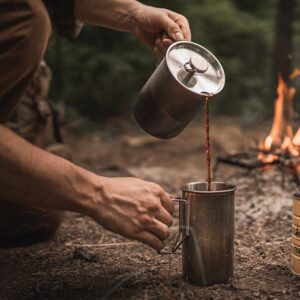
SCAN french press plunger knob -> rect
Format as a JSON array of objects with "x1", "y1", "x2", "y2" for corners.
[{"x1": 178, "y1": 55, "x2": 209, "y2": 87}]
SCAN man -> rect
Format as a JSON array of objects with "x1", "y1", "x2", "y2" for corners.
[{"x1": 0, "y1": 0, "x2": 191, "y2": 250}]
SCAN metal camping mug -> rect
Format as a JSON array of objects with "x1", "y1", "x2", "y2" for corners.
[
  {"x1": 160, "y1": 182, "x2": 236, "y2": 286},
  {"x1": 291, "y1": 192, "x2": 300, "y2": 276},
  {"x1": 133, "y1": 41, "x2": 225, "y2": 139}
]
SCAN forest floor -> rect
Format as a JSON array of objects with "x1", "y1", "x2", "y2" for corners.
[{"x1": 1, "y1": 114, "x2": 300, "y2": 299}]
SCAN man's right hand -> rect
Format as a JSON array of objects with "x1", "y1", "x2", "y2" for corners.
[
  {"x1": 0, "y1": 125, "x2": 173, "y2": 251},
  {"x1": 91, "y1": 177, "x2": 173, "y2": 251}
]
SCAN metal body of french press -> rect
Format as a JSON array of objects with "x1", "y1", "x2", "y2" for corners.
[{"x1": 133, "y1": 41, "x2": 225, "y2": 139}]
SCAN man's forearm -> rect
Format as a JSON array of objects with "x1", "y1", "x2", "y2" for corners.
[
  {"x1": 0, "y1": 124, "x2": 100, "y2": 215},
  {"x1": 74, "y1": 0, "x2": 142, "y2": 32}
]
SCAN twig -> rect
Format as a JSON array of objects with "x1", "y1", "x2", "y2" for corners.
[{"x1": 65, "y1": 242, "x2": 139, "y2": 248}]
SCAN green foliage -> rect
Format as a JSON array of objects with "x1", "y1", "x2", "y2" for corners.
[
  {"x1": 46, "y1": 0, "x2": 299, "y2": 122},
  {"x1": 185, "y1": 0, "x2": 276, "y2": 119},
  {"x1": 47, "y1": 26, "x2": 155, "y2": 120},
  {"x1": 293, "y1": 4, "x2": 300, "y2": 65}
]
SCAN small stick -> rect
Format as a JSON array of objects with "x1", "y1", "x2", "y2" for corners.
[{"x1": 65, "y1": 242, "x2": 139, "y2": 248}]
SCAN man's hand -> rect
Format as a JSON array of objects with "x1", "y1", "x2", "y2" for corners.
[
  {"x1": 132, "y1": 4, "x2": 191, "y2": 57},
  {"x1": 91, "y1": 177, "x2": 173, "y2": 250},
  {"x1": 75, "y1": 0, "x2": 191, "y2": 58},
  {"x1": 0, "y1": 125, "x2": 174, "y2": 251}
]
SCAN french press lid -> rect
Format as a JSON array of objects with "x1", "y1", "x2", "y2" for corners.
[{"x1": 166, "y1": 41, "x2": 225, "y2": 95}]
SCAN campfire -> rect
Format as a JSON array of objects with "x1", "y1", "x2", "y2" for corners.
[
  {"x1": 214, "y1": 70, "x2": 300, "y2": 188},
  {"x1": 258, "y1": 74, "x2": 299, "y2": 162}
]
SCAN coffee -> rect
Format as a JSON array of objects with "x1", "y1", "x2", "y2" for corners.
[{"x1": 205, "y1": 95, "x2": 213, "y2": 191}]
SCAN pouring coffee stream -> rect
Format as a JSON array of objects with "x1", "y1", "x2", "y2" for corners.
[
  {"x1": 205, "y1": 95, "x2": 213, "y2": 191},
  {"x1": 177, "y1": 54, "x2": 213, "y2": 191},
  {"x1": 177, "y1": 55, "x2": 213, "y2": 190}
]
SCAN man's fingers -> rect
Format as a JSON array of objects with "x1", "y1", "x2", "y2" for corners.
[
  {"x1": 167, "y1": 11, "x2": 191, "y2": 41},
  {"x1": 135, "y1": 231, "x2": 164, "y2": 250},
  {"x1": 154, "y1": 38, "x2": 168, "y2": 57},
  {"x1": 161, "y1": 32, "x2": 173, "y2": 50},
  {"x1": 159, "y1": 192, "x2": 174, "y2": 216},
  {"x1": 162, "y1": 37, "x2": 173, "y2": 49},
  {"x1": 156, "y1": 206, "x2": 173, "y2": 227},
  {"x1": 147, "y1": 218, "x2": 170, "y2": 241},
  {"x1": 176, "y1": 17, "x2": 191, "y2": 41},
  {"x1": 159, "y1": 14, "x2": 184, "y2": 41},
  {"x1": 135, "y1": 27, "x2": 156, "y2": 48}
]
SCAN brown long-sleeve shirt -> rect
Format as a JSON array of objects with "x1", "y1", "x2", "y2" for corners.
[{"x1": 0, "y1": 0, "x2": 82, "y2": 122}]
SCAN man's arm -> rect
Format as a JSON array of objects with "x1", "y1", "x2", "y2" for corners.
[
  {"x1": 74, "y1": 0, "x2": 191, "y2": 57},
  {"x1": 0, "y1": 124, "x2": 172, "y2": 250},
  {"x1": 74, "y1": 0, "x2": 139, "y2": 32}
]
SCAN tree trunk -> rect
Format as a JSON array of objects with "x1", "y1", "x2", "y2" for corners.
[{"x1": 273, "y1": 0, "x2": 296, "y2": 84}]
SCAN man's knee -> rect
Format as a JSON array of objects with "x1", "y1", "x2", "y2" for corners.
[
  {"x1": 0, "y1": 208, "x2": 64, "y2": 248},
  {"x1": 30, "y1": 210, "x2": 65, "y2": 242}
]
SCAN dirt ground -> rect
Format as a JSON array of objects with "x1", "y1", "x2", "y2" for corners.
[{"x1": 1, "y1": 114, "x2": 300, "y2": 299}]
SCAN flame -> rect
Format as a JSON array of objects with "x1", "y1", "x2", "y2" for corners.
[
  {"x1": 257, "y1": 137, "x2": 279, "y2": 163},
  {"x1": 293, "y1": 127, "x2": 300, "y2": 147},
  {"x1": 264, "y1": 136, "x2": 273, "y2": 151},
  {"x1": 281, "y1": 136, "x2": 299, "y2": 157},
  {"x1": 257, "y1": 151, "x2": 264, "y2": 161},
  {"x1": 267, "y1": 75, "x2": 286, "y2": 146},
  {"x1": 264, "y1": 154, "x2": 278, "y2": 163},
  {"x1": 257, "y1": 72, "x2": 300, "y2": 164},
  {"x1": 281, "y1": 136, "x2": 291, "y2": 151}
]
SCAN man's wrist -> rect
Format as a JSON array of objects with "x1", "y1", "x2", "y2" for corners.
[
  {"x1": 65, "y1": 164, "x2": 106, "y2": 218},
  {"x1": 126, "y1": 1, "x2": 144, "y2": 32},
  {"x1": 74, "y1": 0, "x2": 144, "y2": 33}
]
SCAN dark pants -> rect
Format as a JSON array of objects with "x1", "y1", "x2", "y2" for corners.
[{"x1": 0, "y1": 0, "x2": 64, "y2": 248}]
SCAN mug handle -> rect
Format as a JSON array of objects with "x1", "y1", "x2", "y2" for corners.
[{"x1": 158, "y1": 197, "x2": 189, "y2": 255}]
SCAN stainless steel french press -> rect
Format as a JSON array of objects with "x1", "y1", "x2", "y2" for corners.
[{"x1": 133, "y1": 41, "x2": 225, "y2": 139}]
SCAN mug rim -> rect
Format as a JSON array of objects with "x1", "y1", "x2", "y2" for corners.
[{"x1": 180, "y1": 181, "x2": 236, "y2": 194}]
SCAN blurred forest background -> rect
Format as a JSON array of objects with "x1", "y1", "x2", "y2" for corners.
[{"x1": 45, "y1": 0, "x2": 300, "y2": 123}]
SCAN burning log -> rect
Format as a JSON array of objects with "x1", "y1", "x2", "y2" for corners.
[{"x1": 217, "y1": 153, "x2": 278, "y2": 170}]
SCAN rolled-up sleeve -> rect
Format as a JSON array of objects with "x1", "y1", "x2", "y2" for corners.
[{"x1": 52, "y1": 0, "x2": 83, "y2": 39}]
